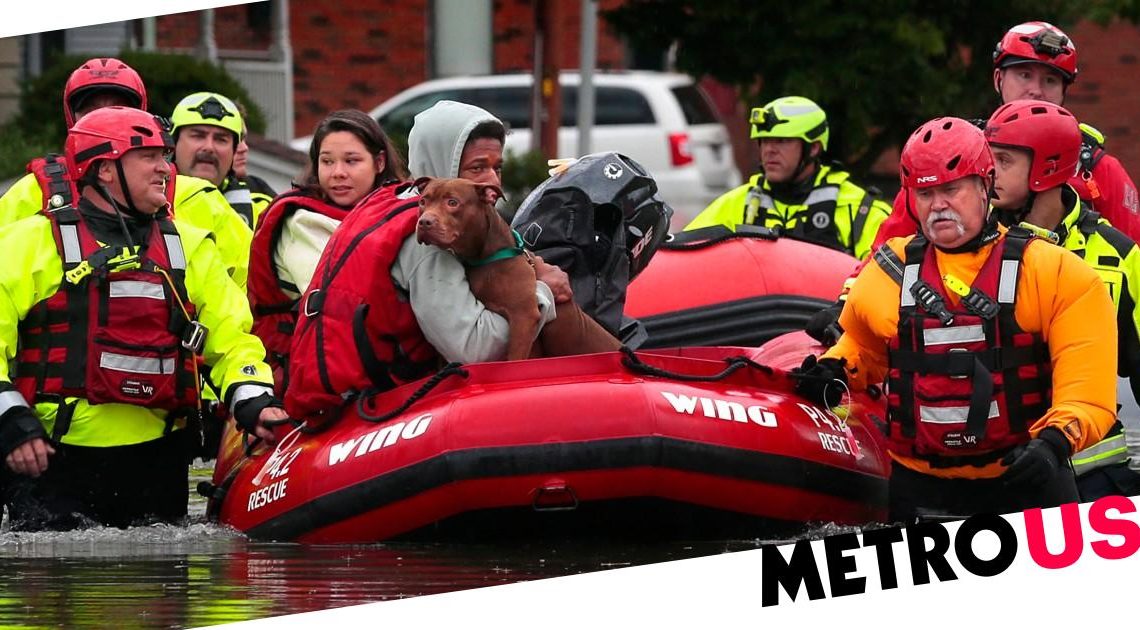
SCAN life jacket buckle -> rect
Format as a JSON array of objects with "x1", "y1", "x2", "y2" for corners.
[
  {"x1": 106, "y1": 248, "x2": 141, "y2": 273},
  {"x1": 64, "y1": 260, "x2": 94, "y2": 285},
  {"x1": 69, "y1": 247, "x2": 140, "y2": 285},
  {"x1": 962, "y1": 291, "x2": 1000, "y2": 320},
  {"x1": 910, "y1": 281, "x2": 954, "y2": 326},
  {"x1": 303, "y1": 289, "x2": 324, "y2": 317},
  {"x1": 946, "y1": 348, "x2": 971, "y2": 379},
  {"x1": 181, "y1": 321, "x2": 208, "y2": 355}
]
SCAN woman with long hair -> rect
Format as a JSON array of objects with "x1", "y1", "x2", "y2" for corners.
[{"x1": 247, "y1": 109, "x2": 407, "y2": 389}]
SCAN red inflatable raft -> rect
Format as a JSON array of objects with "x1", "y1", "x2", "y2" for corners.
[
  {"x1": 205, "y1": 339, "x2": 889, "y2": 543},
  {"x1": 625, "y1": 226, "x2": 860, "y2": 347}
]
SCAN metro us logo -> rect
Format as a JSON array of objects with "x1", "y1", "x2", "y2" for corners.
[{"x1": 661, "y1": 391, "x2": 778, "y2": 427}]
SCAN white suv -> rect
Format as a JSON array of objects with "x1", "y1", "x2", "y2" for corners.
[{"x1": 291, "y1": 71, "x2": 741, "y2": 226}]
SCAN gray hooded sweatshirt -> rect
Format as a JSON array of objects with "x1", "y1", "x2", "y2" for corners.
[
  {"x1": 407, "y1": 100, "x2": 499, "y2": 182},
  {"x1": 390, "y1": 100, "x2": 555, "y2": 363}
]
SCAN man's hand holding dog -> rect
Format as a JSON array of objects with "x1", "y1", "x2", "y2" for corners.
[{"x1": 533, "y1": 255, "x2": 574, "y2": 304}]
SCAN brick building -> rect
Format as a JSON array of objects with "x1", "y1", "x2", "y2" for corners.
[
  {"x1": 154, "y1": 0, "x2": 630, "y2": 140},
  {"x1": 153, "y1": 3, "x2": 1138, "y2": 182},
  {"x1": 1064, "y1": 20, "x2": 1140, "y2": 176},
  {"x1": 10, "y1": 3, "x2": 1137, "y2": 181}
]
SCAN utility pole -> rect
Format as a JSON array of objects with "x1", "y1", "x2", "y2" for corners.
[
  {"x1": 578, "y1": 0, "x2": 598, "y2": 156},
  {"x1": 531, "y1": 0, "x2": 562, "y2": 159}
]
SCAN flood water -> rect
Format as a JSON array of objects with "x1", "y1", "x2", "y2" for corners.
[
  {"x1": 8, "y1": 384, "x2": 1126, "y2": 629},
  {"x1": 0, "y1": 525, "x2": 771, "y2": 628},
  {"x1": 0, "y1": 465, "x2": 845, "y2": 629}
]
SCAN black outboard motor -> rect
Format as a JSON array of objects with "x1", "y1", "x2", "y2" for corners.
[{"x1": 511, "y1": 152, "x2": 673, "y2": 342}]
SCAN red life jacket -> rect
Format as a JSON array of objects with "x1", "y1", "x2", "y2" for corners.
[
  {"x1": 285, "y1": 184, "x2": 439, "y2": 424},
  {"x1": 14, "y1": 206, "x2": 203, "y2": 439},
  {"x1": 248, "y1": 190, "x2": 349, "y2": 393},
  {"x1": 27, "y1": 154, "x2": 177, "y2": 214},
  {"x1": 885, "y1": 229, "x2": 1052, "y2": 466}
]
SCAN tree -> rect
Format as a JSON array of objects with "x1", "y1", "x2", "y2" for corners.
[
  {"x1": 603, "y1": 1, "x2": 1097, "y2": 175},
  {"x1": 1, "y1": 50, "x2": 267, "y2": 177}
]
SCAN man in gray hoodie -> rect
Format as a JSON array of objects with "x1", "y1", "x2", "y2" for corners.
[{"x1": 394, "y1": 100, "x2": 581, "y2": 362}]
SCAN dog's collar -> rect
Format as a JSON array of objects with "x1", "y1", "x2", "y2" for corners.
[{"x1": 461, "y1": 229, "x2": 530, "y2": 268}]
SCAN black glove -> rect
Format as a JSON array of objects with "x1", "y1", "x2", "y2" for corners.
[
  {"x1": 232, "y1": 392, "x2": 283, "y2": 433},
  {"x1": 1001, "y1": 428, "x2": 1072, "y2": 486},
  {"x1": 790, "y1": 355, "x2": 848, "y2": 408},
  {"x1": 805, "y1": 301, "x2": 844, "y2": 346},
  {"x1": 0, "y1": 406, "x2": 48, "y2": 458}
]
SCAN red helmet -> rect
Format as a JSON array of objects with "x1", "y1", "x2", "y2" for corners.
[
  {"x1": 993, "y1": 21, "x2": 1078, "y2": 82},
  {"x1": 65, "y1": 106, "x2": 174, "y2": 179},
  {"x1": 984, "y1": 100, "x2": 1081, "y2": 192},
  {"x1": 63, "y1": 58, "x2": 148, "y2": 128},
  {"x1": 900, "y1": 117, "x2": 994, "y2": 190}
]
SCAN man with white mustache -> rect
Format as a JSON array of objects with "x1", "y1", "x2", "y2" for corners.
[
  {"x1": 793, "y1": 117, "x2": 1116, "y2": 523},
  {"x1": 924, "y1": 208, "x2": 966, "y2": 240}
]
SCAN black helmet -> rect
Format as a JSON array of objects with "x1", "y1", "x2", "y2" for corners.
[{"x1": 513, "y1": 152, "x2": 673, "y2": 279}]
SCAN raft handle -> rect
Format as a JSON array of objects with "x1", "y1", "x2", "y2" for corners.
[{"x1": 532, "y1": 481, "x2": 579, "y2": 512}]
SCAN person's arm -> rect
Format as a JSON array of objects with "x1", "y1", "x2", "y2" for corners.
[
  {"x1": 251, "y1": 192, "x2": 274, "y2": 228},
  {"x1": 1027, "y1": 244, "x2": 1119, "y2": 452},
  {"x1": 821, "y1": 247, "x2": 897, "y2": 390},
  {"x1": 809, "y1": 193, "x2": 910, "y2": 343},
  {"x1": 796, "y1": 241, "x2": 901, "y2": 407},
  {"x1": 174, "y1": 175, "x2": 253, "y2": 288},
  {"x1": 0, "y1": 218, "x2": 61, "y2": 473},
  {"x1": 274, "y1": 210, "x2": 341, "y2": 297},
  {"x1": 393, "y1": 236, "x2": 555, "y2": 363},
  {"x1": 180, "y1": 225, "x2": 277, "y2": 429},
  {"x1": 1110, "y1": 239, "x2": 1140, "y2": 407}
]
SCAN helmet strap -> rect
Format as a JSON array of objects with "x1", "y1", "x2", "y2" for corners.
[
  {"x1": 791, "y1": 140, "x2": 819, "y2": 183},
  {"x1": 769, "y1": 164, "x2": 817, "y2": 202},
  {"x1": 90, "y1": 181, "x2": 141, "y2": 250},
  {"x1": 110, "y1": 160, "x2": 150, "y2": 220},
  {"x1": 86, "y1": 160, "x2": 150, "y2": 249}
]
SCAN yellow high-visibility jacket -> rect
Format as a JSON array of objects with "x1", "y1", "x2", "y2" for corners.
[
  {"x1": 685, "y1": 164, "x2": 891, "y2": 260},
  {"x1": 0, "y1": 211, "x2": 272, "y2": 447}
]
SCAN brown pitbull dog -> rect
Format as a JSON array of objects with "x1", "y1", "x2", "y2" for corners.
[{"x1": 415, "y1": 177, "x2": 542, "y2": 360}]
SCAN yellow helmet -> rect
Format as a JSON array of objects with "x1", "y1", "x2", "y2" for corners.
[
  {"x1": 749, "y1": 96, "x2": 829, "y2": 151},
  {"x1": 170, "y1": 92, "x2": 243, "y2": 142}
]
